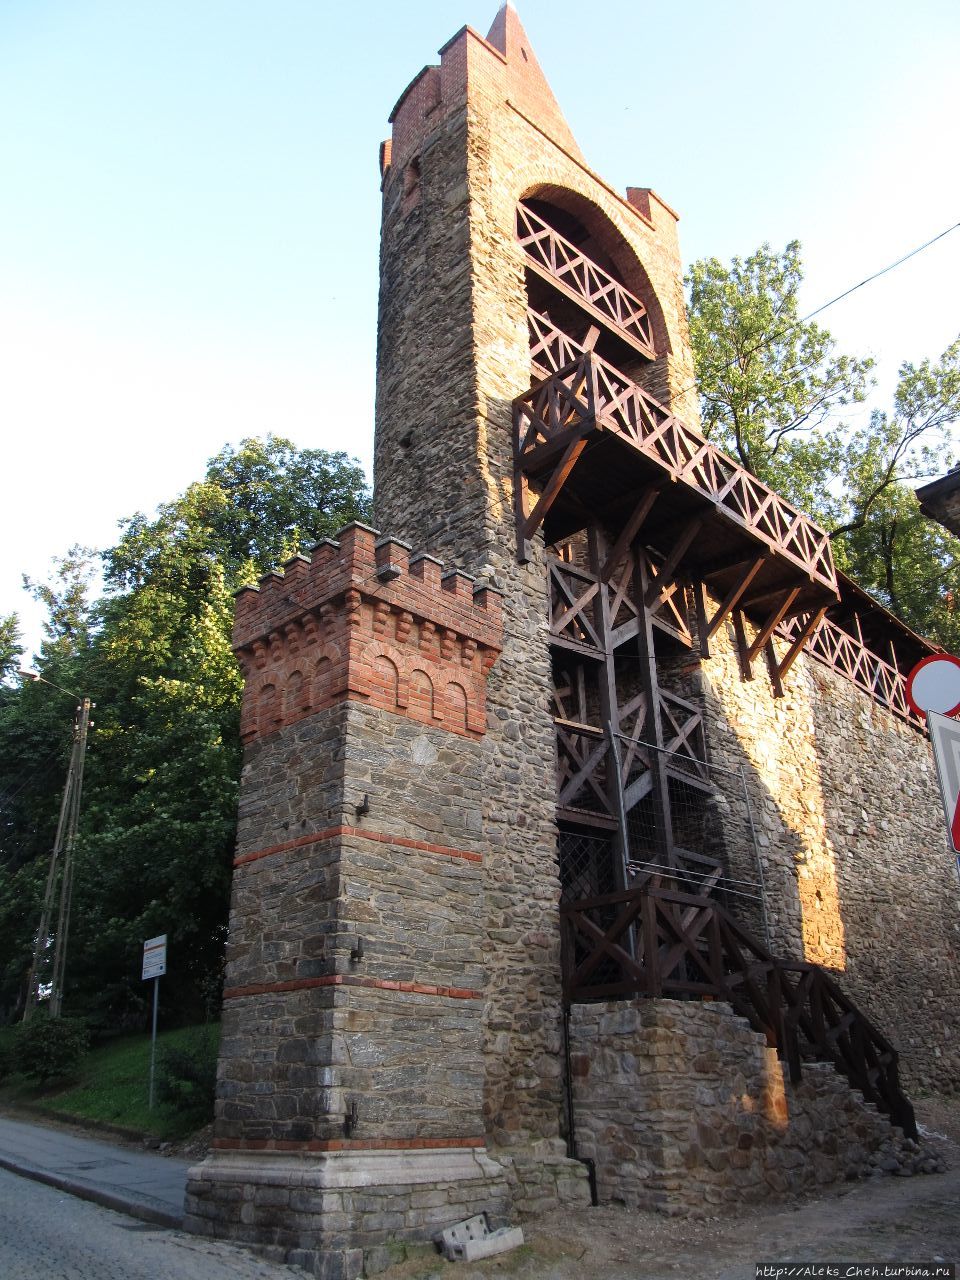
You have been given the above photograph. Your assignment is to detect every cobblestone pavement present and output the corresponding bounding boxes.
[1,1101,957,1279]
[0,1165,309,1280]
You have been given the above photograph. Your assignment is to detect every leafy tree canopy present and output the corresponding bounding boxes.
[687,243,960,647]
[0,436,369,1025]
[0,615,21,684]
[687,241,874,508]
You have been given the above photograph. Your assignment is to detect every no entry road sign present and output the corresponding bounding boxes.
[906,653,960,718]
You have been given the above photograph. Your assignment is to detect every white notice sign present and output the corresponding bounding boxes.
[142,934,167,980]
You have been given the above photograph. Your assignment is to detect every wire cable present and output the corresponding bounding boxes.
[801,221,960,324]
[0,748,69,810]
[677,219,960,408]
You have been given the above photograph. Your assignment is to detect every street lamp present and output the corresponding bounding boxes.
[20,671,94,1021]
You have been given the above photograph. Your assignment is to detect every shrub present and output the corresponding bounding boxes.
[157,1032,218,1124]
[15,1015,89,1083]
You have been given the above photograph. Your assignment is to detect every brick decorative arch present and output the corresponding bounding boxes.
[518,182,672,357]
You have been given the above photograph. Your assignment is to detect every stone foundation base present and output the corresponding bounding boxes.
[570,999,926,1216]
[184,1146,511,1279]
[492,1137,593,1216]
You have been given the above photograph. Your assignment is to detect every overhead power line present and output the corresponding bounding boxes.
[801,221,960,324]
[677,219,960,408]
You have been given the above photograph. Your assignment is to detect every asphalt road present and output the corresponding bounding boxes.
[0,1165,310,1280]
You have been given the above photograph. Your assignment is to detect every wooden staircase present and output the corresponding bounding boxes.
[560,881,917,1138]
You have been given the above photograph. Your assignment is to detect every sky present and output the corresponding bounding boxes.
[2,0,958,663]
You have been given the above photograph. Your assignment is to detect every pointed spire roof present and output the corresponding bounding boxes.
[485,4,584,161]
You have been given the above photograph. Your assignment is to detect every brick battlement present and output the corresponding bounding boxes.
[383,7,585,182]
[232,522,503,741]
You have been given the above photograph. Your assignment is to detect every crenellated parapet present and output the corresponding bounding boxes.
[232,522,503,742]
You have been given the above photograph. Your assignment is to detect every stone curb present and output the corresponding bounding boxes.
[0,1152,183,1230]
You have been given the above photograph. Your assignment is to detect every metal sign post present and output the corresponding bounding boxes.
[142,934,167,1110]
[925,711,960,888]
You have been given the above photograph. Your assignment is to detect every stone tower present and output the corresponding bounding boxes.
[374,1,699,1149]
[185,8,699,1268]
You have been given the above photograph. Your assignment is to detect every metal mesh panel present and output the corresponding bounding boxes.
[618,736,769,946]
[558,829,617,903]
[558,828,622,992]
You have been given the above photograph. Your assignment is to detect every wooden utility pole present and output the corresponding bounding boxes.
[23,696,92,1021]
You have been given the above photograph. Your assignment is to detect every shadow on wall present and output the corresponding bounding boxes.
[693,620,847,973]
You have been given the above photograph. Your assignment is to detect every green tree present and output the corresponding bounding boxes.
[0,553,97,1020]
[0,436,369,1024]
[829,341,960,645]
[687,243,960,646]
[686,241,873,514]
[105,435,370,593]
[0,615,21,683]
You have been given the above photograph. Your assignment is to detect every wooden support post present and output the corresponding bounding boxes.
[634,547,677,869]
[764,639,785,699]
[694,580,711,658]
[732,609,753,682]
[588,526,633,891]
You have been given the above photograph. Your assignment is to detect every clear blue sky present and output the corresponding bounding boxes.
[2,0,958,659]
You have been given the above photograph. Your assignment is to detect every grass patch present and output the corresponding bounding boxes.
[0,1022,219,1140]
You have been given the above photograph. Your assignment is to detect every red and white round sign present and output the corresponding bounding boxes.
[905,653,960,718]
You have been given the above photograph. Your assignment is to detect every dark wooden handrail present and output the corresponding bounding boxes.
[560,883,916,1137]
[514,351,838,596]
[517,203,656,357]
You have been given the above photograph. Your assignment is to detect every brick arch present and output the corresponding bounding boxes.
[258,683,281,736]
[408,667,436,721]
[284,669,306,721]
[372,654,401,708]
[443,679,469,733]
[516,182,671,358]
[312,644,341,707]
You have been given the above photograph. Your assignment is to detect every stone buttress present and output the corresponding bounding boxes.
[184,524,516,1277]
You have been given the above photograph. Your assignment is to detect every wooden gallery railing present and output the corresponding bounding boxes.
[516,203,656,357]
[780,612,924,730]
[561,883,916,1137]
[515,351,837,593]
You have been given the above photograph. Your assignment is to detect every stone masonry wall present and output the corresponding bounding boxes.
[185,524,522,1277]
[689,597,960,1092]
[569,999,932,1217]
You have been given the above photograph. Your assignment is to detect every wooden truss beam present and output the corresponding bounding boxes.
[600,483,661,582]
[697,557,766,656]
[746,588,801,664]
[516,431,590,562]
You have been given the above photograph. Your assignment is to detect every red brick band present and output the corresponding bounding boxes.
[212,1135,485,1153]
[234,825,482,868]
[223,973,483,1001]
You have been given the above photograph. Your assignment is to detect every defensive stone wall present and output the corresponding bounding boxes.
[569,999,937,1217]
[677,594,960,1093]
